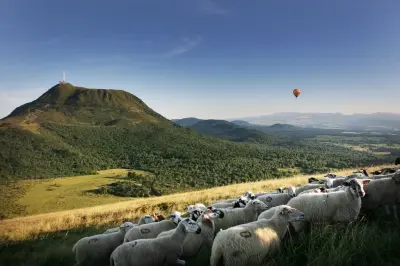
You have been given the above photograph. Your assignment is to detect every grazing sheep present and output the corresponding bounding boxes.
[324,174,361,188]
[232,196,249,208]
[188,207,203,221]
[187,203,207,213]
[212,196,248,209]
[103,215,156,234]
[213,199,269,232]
[210,205,305,266]
[294,183,328,194]
[72,222,135,266]
[298,185,348,196]
[254,187,284,198]
[297,187,328,196]
[361,173,400,220]
[214,191,257,205]
[110,218,201,266]
[157,209,224,259]
[123,211,182,242]
[187,204,207,221]
[256,186,297,207]
[257,206,280,221]
[287,177,370,233]
[243,191,256,200]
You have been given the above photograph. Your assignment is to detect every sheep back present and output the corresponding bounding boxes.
[124,220,177,242]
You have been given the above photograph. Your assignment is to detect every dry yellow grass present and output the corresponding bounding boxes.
[0,165,391,242]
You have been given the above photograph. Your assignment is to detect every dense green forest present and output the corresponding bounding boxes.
[0,121,395,192]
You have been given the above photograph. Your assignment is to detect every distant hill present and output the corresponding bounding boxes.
[0,83,392,194]
[2,83,168,129]
[187,119,273,143]
[267,123,298,130]
[233,112,400,130]
[171,117,202,127]
[230,120,254,127]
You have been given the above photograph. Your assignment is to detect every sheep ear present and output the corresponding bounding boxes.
[279,207,291,215]
[361,180,371,185]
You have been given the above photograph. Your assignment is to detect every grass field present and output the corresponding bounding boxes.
[0,169,150,219]
[0,165,399,266]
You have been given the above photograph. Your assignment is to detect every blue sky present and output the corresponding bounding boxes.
[0,0,399,119]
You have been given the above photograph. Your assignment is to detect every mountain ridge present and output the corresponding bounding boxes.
[2,83,169,130]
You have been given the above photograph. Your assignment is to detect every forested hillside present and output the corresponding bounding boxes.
[0,84,396,195]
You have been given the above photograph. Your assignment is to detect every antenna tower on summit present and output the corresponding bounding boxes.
[59,71,66,84]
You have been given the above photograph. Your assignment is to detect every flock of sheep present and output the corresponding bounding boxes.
[72,166,400,266]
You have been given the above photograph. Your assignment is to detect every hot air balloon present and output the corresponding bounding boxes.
[293,88,301,98]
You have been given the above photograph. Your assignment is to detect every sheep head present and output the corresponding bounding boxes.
[247,199,269,212]
[344,178,368,197]
[170,211,182,224]
[181,218,201,234]
[284,186,297,197]
[233,196,249,208]
[119,222,135,235]
[189,208,203,221]
[277,205,305,222]
[141,215,155,224]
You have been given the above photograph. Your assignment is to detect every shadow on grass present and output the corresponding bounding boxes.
[1,214,400,266]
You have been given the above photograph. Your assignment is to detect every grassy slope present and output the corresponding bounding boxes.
[0,167,400,266]
[0,165,399,266]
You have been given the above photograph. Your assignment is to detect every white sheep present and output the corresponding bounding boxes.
[123,211,181,242]
[211,196,248,209]
[287,177,370,233]
[256,186,297,207]
[212,199,269,232]
[72,221,135,266]
[210,205,305,266]
[103,215,155,234]
[156,209,225,259]
[361,173,400,220]
[187,203,207,213]
[254,187,284,197]
[110,218,201,266]
[297,185,347,196]
[213,191,256,205]
[294,183,328,194]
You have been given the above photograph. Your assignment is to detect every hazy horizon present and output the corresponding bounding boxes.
[1,0,399,119]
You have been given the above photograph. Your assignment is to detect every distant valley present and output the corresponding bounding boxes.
[225,112,400,131]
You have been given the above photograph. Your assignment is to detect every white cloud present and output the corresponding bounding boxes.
[0,88,44,119]
[196,0,229,15]
[163,36,202,58]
